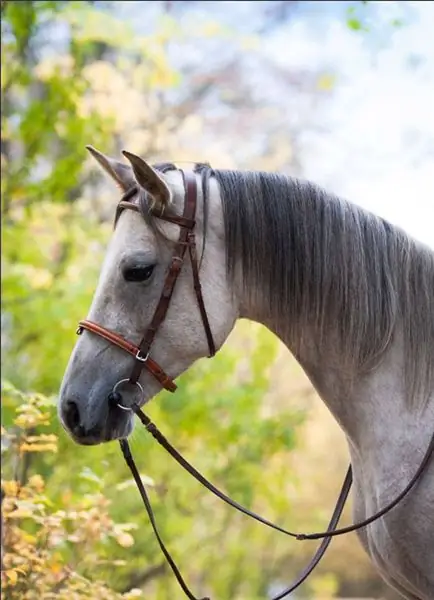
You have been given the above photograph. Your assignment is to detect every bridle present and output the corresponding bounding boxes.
[77,170,215,399]
[76,168,434,600]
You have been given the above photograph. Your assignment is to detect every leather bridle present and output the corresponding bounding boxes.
[76,168,433,600]
[77,170,215,399]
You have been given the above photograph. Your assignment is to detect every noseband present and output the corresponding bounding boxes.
[76,169,433,600]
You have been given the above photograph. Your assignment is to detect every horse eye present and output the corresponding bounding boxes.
[123,264,155,282]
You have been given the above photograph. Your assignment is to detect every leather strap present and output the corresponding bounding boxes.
[118,200,196,229]
[133,406,350,541]
[121,406,351,599]
[120,439,210,600]
[77,320,177,392]
[188,232,216,357]
[296,429,434,540]
[120,434,348,600]
[133,405,433,540]
[128,170,213,385]
[128,172,196,384]
[123,406,433,599]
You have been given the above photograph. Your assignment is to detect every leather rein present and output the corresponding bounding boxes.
[76,169,434,600]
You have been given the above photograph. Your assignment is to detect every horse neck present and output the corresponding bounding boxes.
[240,290,417,452]
[204,168,432,450]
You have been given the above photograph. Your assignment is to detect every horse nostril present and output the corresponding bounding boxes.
[64,400,81,430]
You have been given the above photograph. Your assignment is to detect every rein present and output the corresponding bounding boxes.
[76,169,433,599]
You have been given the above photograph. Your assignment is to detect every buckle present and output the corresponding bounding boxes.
[135,350,149,363]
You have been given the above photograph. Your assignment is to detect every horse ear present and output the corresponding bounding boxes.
[86,146,134,192]
[122,150,172,207]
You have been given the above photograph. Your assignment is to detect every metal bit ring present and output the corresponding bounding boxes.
[112,379,144,411]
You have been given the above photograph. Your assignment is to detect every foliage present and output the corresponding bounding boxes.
[2,200,110,393]
[1,1,113,211]
[1,382,143,600]
[1,331,306,598]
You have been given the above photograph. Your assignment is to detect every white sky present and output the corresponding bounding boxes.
[266,1,434,247]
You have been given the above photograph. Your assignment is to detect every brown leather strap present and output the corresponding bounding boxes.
[297,429,434,540]
[133,406,350,539]
[119,439,210,600]
[273,467,352,599]
[187,232,216,357]
[77,320,177,392]
[128,171,200,385]
[123,406,433,598]
[133,405,433,541]
[118,200,197,230]
[117,187,196,230]
[121,406,351,600]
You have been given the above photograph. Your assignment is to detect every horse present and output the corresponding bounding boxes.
[59,147,434,599]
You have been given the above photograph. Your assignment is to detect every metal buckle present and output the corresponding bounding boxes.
[112,379,144,411]
[135,350,149,363]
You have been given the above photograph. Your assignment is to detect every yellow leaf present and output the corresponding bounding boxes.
[2,480,19,497]
[25,434,57,443]
[14,413,50,429]
[5,569,18,585]
[32,269,53,290]
[20,443,58,453]
[123,589,143,599]
[61,490,72,504]
[28,474,45,492]
[115,532,135,548]
[21,531,37,544]
[50,562,63,574]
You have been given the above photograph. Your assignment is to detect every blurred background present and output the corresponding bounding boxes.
[2,1,433,599]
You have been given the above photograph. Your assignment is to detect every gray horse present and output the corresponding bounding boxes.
[59,148,434,599]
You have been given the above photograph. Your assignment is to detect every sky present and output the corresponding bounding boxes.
[116,1,434,248]
[267,1,434,248]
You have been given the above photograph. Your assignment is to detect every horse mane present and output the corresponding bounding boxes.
[148,163,434,409]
